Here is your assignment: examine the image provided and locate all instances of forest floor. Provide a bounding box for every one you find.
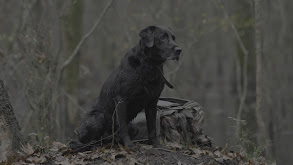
[3,140,270,165]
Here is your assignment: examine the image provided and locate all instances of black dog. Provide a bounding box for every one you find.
[76,26,182,149]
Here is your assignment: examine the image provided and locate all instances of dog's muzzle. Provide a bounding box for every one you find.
[170,47,182,61]
[175,47,182,55]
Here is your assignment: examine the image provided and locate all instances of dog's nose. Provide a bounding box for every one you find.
[174,47,182,54]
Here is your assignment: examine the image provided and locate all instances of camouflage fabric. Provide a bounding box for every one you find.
[132,97,211,147]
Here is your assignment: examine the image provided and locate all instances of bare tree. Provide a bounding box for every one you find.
[254,0,267,149]
[62,0,83,136]
[0,79,23,161]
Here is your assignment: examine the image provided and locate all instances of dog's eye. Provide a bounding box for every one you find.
[160,34,168,40]
[171,35,176,41]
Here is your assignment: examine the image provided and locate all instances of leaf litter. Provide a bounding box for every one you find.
[2,141,269,165]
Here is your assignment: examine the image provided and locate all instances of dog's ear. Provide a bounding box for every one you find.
[139,26,156,48]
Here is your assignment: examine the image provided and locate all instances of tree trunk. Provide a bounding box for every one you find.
[255,0,293,163]
[263,0,293,163]
[63,0,83,137]
[254,0,267,149]
[0,79,23,161]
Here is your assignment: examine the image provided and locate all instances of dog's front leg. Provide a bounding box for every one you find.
[145,102,161,147]
[116,101,135,148]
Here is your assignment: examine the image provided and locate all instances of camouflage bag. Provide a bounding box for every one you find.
[132,97,211,147]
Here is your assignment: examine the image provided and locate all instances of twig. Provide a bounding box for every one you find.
[111,98,123,149]
[58,0,113,82]
[132,139,149,143]
[215,0,248,57]
[64,92,86,113]
[227,117,246,124]
[156,148,175,153]
[73,128,121,151]
[235,52,248,139]
[156,148,199,160]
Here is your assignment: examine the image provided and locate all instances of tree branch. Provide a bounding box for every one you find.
[58,0,113,82]
[216,0,249,56]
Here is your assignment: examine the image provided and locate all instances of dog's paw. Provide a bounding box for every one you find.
[126,144,140,151]
[148,139,170,150]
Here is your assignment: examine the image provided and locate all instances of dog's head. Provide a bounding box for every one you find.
[139,26,182,62]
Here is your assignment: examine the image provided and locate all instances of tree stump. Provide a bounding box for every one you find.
[0,78,23,161]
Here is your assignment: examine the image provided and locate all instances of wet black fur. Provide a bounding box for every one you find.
[75,26,182,148]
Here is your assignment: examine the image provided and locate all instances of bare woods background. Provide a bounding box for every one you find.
[0,0,292,163]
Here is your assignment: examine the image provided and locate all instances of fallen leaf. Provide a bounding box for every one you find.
[90,153,101,160]
[118,143,132,153]
[111,153,126,160]
[97,148,105,152]
[57,157,71,165]
[50,141,67,152]
[214,157,223,163]
[223,154,232,160]
[228,152,236,158]
[21,143,34,155]
[73,158,87,165]
[53,141,67,149]
[127,157,139,165]
[26,155,47,163]
[213,150,222,158]
[77,152,86,158]
[102,156,112,163]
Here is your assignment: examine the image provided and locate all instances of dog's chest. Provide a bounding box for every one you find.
[124,66,164,101]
